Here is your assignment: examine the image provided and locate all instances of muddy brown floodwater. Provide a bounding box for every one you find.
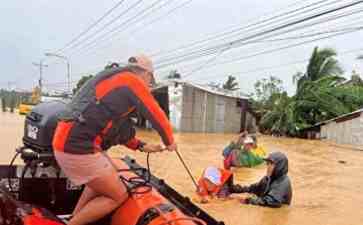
[1,112,363,225]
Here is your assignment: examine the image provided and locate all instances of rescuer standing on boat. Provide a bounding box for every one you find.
[52,54,177,225]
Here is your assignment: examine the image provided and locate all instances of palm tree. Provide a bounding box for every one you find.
[167,70,181,79]
[296,47,343,91]
[256,47,363,136]
[222,75,239,90]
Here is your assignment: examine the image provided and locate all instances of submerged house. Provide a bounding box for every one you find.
[301,108,363,147]
[141,80,257,133]
[320,108,363,146]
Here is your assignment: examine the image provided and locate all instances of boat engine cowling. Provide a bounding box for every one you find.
[22,100,68,153]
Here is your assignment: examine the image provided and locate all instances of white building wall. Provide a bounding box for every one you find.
[168,84,183,131]
[321,113,363,146]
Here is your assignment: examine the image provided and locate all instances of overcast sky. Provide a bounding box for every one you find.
[1,0,363,95]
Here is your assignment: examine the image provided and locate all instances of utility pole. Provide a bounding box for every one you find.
[45,53,71,95]
[32,60,48,95]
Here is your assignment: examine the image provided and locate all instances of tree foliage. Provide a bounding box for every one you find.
[253,47,363,136]
[252,76,283,110]
[222,75,239,90]
[167,70,181,79]
[73,75,93,94]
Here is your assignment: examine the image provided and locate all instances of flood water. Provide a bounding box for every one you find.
[1,112,363,225]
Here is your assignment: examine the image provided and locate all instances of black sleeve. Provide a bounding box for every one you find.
[230,184,249,193]
[246,176,269,195]
[248,180,287,208]
[230,176,268,194]
[248,194,283,208]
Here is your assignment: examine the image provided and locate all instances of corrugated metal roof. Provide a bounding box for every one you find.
[153,79,249,99]
[312,108,363,127]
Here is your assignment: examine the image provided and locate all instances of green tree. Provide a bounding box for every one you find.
[295,47,343,92]
[253,76,283,102]
[255,47,363,136]
[222,75,239,90]
[167,70,181,79]
[250,76,284,118]
[259,92,297,136]
[293,47,345,126]
[1,97,6,112]
[9,91,16,113]
[73,75,93,94]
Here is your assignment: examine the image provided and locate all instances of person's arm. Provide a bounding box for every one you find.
[246,194,283,208]
[246,185,285,208]
[123,134,165,153]
[123,75,175,147]
[222,142,234,157]
[230,176,269,195]
[245,179,287,208]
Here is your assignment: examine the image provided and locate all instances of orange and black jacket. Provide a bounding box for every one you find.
[52,66,174,154]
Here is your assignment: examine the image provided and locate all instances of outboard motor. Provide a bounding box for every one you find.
[0,100,82,216]
[23,100,68,153]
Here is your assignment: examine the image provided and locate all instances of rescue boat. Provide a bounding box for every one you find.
[0,101,225,225]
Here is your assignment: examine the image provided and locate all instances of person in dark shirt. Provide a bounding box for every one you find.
[230,151,292,208]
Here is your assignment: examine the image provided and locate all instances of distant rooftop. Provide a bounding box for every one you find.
[154,79,249,99]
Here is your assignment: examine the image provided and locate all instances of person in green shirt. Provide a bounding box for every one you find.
[223,135,265,169]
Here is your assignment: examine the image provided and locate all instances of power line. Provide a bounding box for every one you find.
[154,2,363,69]
[63,0,145,53]
[155,1,363,67]
[66,0,169,57]
[61,0,343,76]
[211,28,363,66]
[153,0,342,62]
[155,1,363,68]
[56,0,127,53]
[188,33,363,82]
[129,0,193,36]
[59,1,363,85]
[150,0,325,58]
[69,0,194,61]
[165,11,363,74]
[182,26,363,78]
[70,0,324,61]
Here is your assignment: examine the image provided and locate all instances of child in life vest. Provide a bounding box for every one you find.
[197,166,233,203]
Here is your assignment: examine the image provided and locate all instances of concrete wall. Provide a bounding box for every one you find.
[223,97,241,133]
[180,85,204,132]
[179,85,243,133]
[321,114,363,146]
[245,111,257,133]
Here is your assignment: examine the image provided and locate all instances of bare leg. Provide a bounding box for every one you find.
[68,171,128,225]
[72,186,98,215]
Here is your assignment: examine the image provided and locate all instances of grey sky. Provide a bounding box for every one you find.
[1,0,363,95]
